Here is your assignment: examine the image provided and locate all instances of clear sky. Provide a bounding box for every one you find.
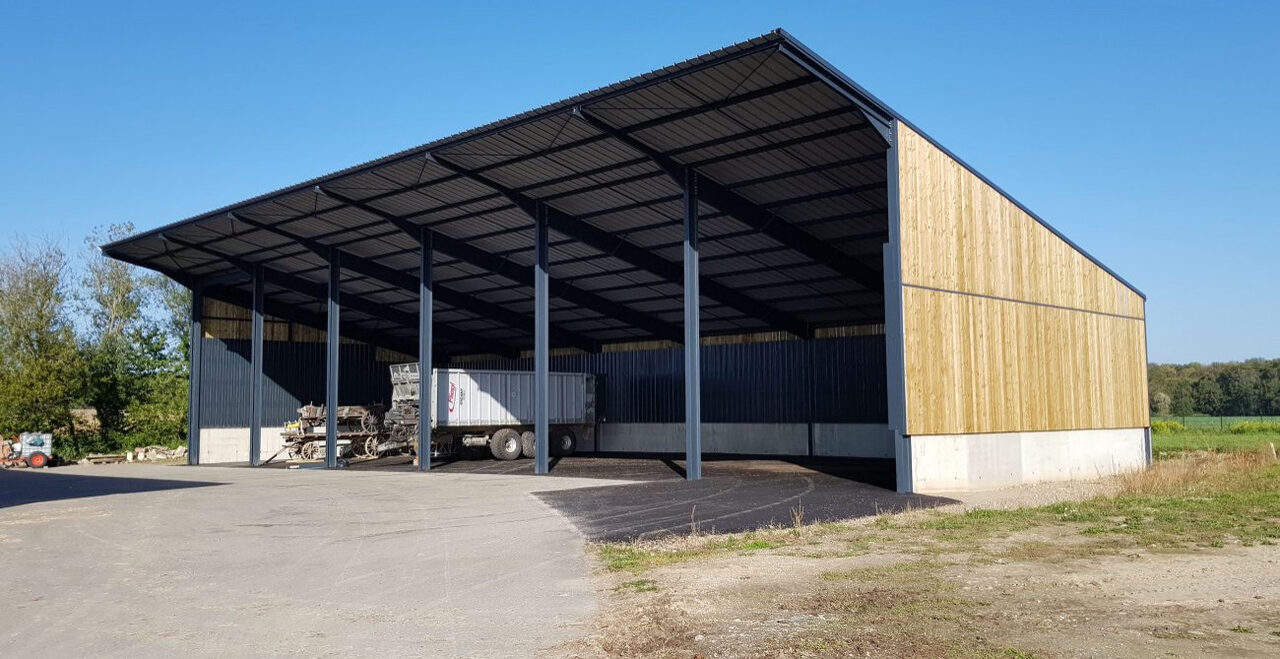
[2,1,1276,363]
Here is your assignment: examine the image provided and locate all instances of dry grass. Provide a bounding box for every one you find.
[578,450,1280,658]
[1114,448,1276,496]
[589,593,700,658]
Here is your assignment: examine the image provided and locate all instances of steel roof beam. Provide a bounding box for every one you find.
[208,107,874,264]
[230,213,600,353]
[198,285,431,358]
[158,234,519,358]
[776,45,894,146]
[318,187,685,344]
[143,263,430,358]
[574,108,884,296]
[208,77,831,246]
[424,153,812,339]
[362,107,866,228]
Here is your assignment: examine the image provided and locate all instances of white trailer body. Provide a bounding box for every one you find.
[388,364,596,460]
[391,365,596,428]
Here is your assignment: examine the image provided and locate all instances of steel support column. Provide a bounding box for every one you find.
[534,204,550,475]
[325,250,341,469]
[418,227,433,472]
[249,265,265,466]
[683,169,702,481]
[186,286,203,465]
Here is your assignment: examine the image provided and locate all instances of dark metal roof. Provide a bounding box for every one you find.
[103,28,1142,357]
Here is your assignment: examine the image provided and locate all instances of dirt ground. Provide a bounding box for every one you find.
[553,479,1280,658]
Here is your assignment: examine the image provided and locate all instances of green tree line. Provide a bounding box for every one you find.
[1149,359,1280,417]
[0,224,189,459]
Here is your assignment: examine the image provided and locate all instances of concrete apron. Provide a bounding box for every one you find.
[0,464,635,659]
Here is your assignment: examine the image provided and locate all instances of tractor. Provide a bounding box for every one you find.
[0,433,53,469]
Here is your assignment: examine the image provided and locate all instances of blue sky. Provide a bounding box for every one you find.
[2,1,1276,363]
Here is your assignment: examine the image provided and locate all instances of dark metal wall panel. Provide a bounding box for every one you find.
[198,334,886,428]
[466,336,886,424]
[199,337,396,428]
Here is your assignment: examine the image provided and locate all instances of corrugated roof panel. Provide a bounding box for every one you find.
[101,32,914,351]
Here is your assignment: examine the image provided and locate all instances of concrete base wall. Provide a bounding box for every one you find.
[197,427,289,464]
[597,423,891,458]
[906,427,1148,492]
[194,422,894,463]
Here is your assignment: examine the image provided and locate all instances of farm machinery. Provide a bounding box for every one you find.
[278,403,388,461]
[384,363,595,461]
[0,433,54,469]
[274,364,596,464]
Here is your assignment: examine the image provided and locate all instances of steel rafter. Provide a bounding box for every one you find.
[318,187,685,343]
[158,234,519,358]
[194,284,422,357]
[188,81,854,259]
[210,109,876,265]
[424,153,812,339]
[230,213,599,353]
[574,108,884,295]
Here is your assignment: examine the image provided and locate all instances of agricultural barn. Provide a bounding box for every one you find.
[103,30,1150,492]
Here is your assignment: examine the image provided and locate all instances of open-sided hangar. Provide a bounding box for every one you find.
[103,30,1150,493]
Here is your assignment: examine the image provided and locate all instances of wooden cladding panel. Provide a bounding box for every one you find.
[903,287,1148,435]
[202,298,349,344]
[897,124,1144,319]
[896,123,1148,435]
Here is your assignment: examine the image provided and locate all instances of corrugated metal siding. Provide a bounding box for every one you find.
[199,335,885,428]
[466,336,886,424]
[199,338,396,428]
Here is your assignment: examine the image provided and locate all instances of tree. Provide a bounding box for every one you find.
[1150,391,1172,417]
[1166,378,1195,416]
[0,240,83,446]
[78,223,190,451]
[1192,377,1225,417]
[1218,365,1261,416]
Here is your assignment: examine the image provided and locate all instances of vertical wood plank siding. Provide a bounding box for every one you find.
[896,123,1149,435]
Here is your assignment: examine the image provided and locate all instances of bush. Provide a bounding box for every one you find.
[1151,420,1187,435]
[1228,420,1280,434]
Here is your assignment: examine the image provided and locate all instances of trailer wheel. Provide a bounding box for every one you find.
[520,431,536,458]
[490,429,522,461]
[550,427,577,457]
[27,452,48,469]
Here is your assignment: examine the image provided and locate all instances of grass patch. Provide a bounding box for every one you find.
[614,578,659,593]
[599,451,1280,576]
[1230,625,1253,633]
[780,559,1027,658]
[899,451,1280,550]
[1153,431,1280,456]
[820,559,938,583]
[598,531,785,573]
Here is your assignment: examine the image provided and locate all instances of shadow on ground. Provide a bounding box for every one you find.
[511,455,955,542]
[250,453,957,541]
[0,469,223,509]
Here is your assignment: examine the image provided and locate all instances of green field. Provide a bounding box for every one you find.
[1151,416,1280,457]
[1154,415,1280,431]
[1153,432,1280,456]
